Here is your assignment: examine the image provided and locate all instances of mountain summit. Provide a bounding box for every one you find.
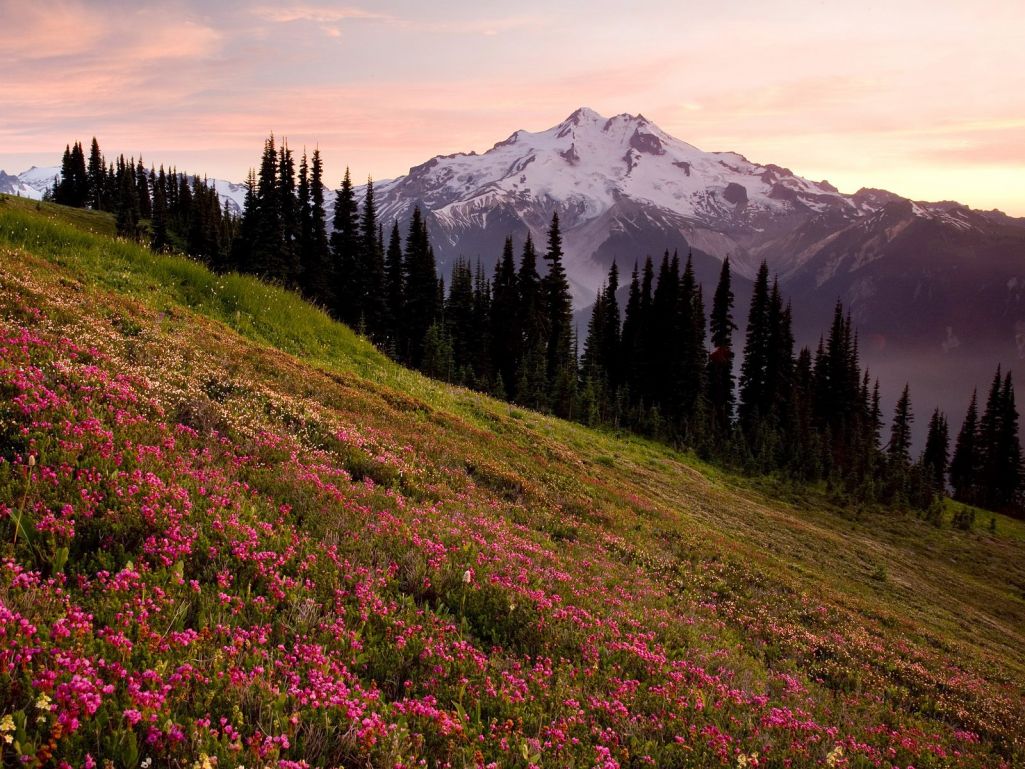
[371,108,1016,306]
[373,107,847,298]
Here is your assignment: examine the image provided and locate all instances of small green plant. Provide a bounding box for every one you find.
[952,506,976,531]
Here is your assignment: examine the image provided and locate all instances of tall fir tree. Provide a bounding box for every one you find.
[307,149,333,307]
[359,178,388,337]
[516,233,548,409]
[87,138,105,210]
[150,167,168,252]
[707,256,736,436]
[276,141,299,286]
[541,213,576,417]
[490,236,521,397]
[888,384,914,467]
[330,168,359,323]
[135,158,151,219]
[384,221,405,350]
[738,261,771,435]
[922,408,950,491]
[402,207,439,366]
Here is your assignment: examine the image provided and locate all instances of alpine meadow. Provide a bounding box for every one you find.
[1,2,1025,768]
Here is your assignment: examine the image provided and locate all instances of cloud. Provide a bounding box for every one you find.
[250,3,392,25]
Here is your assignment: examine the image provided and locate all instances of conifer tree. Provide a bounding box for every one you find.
[402,207,439,366]
[541,213,576,417]
[150,170,168,252]
[230,170,258,273]
[331,168,360,323]
[359,178,388,338]
[651,251,681,421]
[445,259,476,383]
[996,372,1023,511]
[739,261,771,435]
[600,261,621,390]
[491,236,521,393]
[922,407,950,491]
[888,384,914,467]
[706,257,736,436]
[135,158,152,219]
[56,144,89,206]
[307,149,332,307]
[250,135,284,279]
[619,263,643,407]
[678,252,707,434]
[385,221,405,349]
[516,233,548,409]
[947,391,979,506]
[87,138,105,210]
[115,159,141,239]
[277,141,299,286]
[977,366,1004,507]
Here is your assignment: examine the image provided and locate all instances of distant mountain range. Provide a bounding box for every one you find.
[5,108,1024,435]
[0,165,252,217]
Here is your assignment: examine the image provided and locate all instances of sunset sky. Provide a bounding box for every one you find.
[2,0,1024,215]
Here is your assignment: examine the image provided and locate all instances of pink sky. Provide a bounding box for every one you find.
[2,0,1024,214]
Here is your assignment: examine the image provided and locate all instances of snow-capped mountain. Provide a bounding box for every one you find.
[370,108,1025,303]
[0,166,59,199]
[368,108,1025,431]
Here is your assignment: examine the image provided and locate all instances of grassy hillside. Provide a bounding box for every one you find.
[1,193,1023,768]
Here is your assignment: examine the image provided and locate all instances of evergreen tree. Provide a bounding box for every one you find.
[402,207,439,366]
[601,261,621,390]
[516,233,548,409]
[446,259,476,382]
[55,144,90,206]
[996,372,1023,512]
[470,261,493,386]
[135,158,152,219]
[706,257,736,436]
[922,407,950,491]
[650,251,681,422]
[297,151,313,284]
[385,221,405,349]
[87,138,105,210]
[331,168,359,323]
[678,252,707,435]
[888,384,914,467]
[307,149,332,307]
[359,178,387,337]
[251,135,284,279]
[491,237,521,393]
[150,167,168,252]
[230,170,258,273]
[277,141,299,286]
[115,158,141,239]
[738,261,771,435]
[977,366,1004,508]
[947,391,979,506]
[541,213,576,417]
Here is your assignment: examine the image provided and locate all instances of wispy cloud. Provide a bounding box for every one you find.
[251,4,392,24]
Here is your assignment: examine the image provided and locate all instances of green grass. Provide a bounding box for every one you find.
[2,193,1024,762]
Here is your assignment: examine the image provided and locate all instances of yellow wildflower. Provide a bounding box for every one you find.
[0,714,14,744]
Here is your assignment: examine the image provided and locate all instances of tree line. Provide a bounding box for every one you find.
[48,139,236,259]
[47,135,1025,519]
